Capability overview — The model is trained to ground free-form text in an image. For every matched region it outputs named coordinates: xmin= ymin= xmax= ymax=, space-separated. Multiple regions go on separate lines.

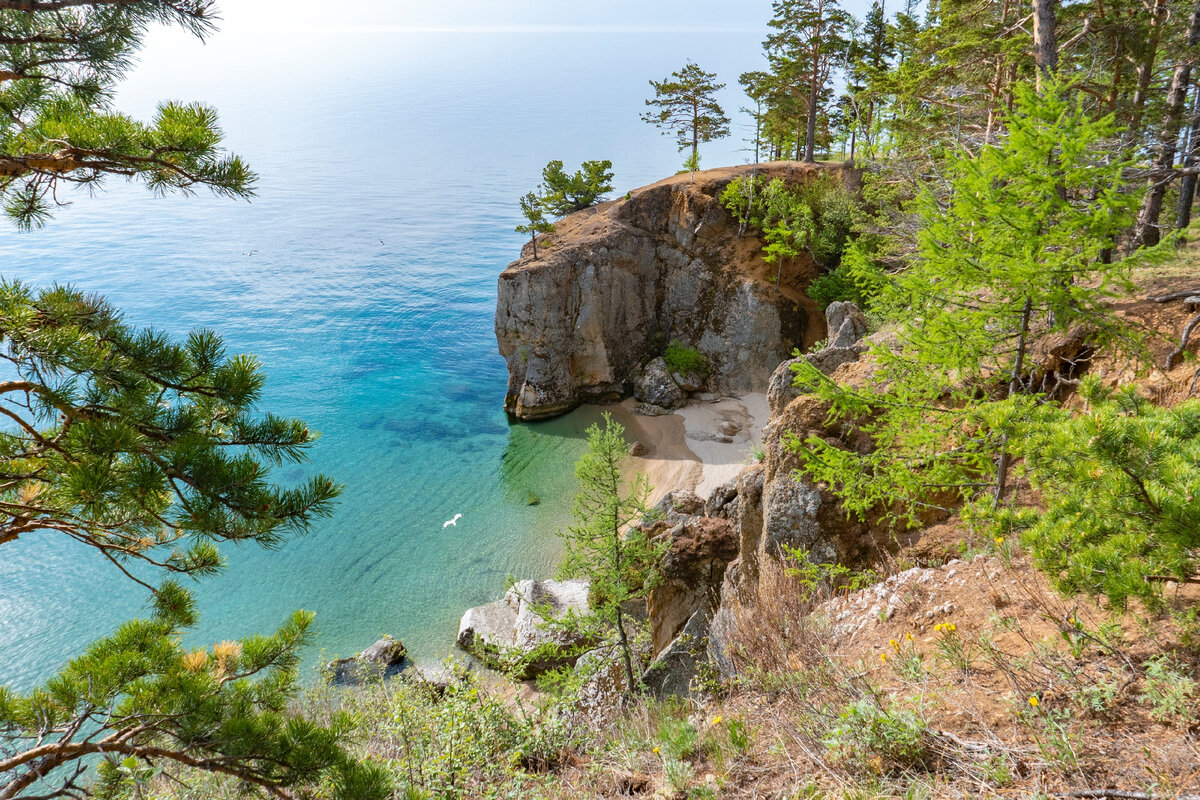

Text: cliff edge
xmin=496 ymin=162 xmax=848 ymax=420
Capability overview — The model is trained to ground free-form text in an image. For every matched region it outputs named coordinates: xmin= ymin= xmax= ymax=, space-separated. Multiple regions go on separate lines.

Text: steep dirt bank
xmin=496 ymin=162 xmax=851 ymax=420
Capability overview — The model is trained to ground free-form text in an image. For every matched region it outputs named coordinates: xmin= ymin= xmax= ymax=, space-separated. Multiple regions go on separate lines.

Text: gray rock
xmin=654 ymin=489 xmax=704 ymax=517
xmin=325 ymin=635 xmax=407 ymax=684
xmin=806 ymin=346 xmax=863 ymax=375
xmin=641 ymin=610 xmax=709 ymax=698
xmin=826 ymin=301 xmax=868 ymax=348
xmin=671 ymin=370 xmax=705 ymax=392
xmin=691 ymin=392 xmax=723 ymax=403
xmin=634 ymin=357 xmax=686 ymax=409
xmin=633 ymin=402 xmax=673 ymax=416
xmin=718 ymin=421 xmax=740 ymax=437
xmin=627 ymin=441 xmax=648 ymax=457
xmin=456 ymin=579 xmax=591 ymax=679
xmin=704 ymin=477 xmax=739 ymax=518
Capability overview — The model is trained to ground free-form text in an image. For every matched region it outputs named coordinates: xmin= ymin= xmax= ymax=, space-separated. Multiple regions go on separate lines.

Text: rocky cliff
xmin=496 ymin=162 xmax=846 ymax=420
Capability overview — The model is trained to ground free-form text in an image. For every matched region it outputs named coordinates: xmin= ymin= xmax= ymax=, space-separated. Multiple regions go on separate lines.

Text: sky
xmin=210 ymin=1 xmax=783 ymax=34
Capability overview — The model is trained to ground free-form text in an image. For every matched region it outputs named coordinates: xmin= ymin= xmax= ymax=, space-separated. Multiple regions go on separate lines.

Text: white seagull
xmin=442 ymin=513 xmax=463 ymax=529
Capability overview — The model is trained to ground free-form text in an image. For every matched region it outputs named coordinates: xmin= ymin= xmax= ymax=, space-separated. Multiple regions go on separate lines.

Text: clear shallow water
xmin=0 ymin=30 xmax=765 ymax=689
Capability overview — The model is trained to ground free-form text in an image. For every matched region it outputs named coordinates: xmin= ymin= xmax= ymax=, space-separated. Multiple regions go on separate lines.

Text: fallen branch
xmin=1166 ymin=312 xmax=1200 ymax=369
xmin=1149 ymin=289 xmax=1200 ymax=303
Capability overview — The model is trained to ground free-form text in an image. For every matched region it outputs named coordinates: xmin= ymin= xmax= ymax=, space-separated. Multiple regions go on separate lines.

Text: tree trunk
xmin=1126 ymin=0 xmax=1168 ymax=146
xmin=1131 ymin=0 xmax=1200 ymax=250
xmin=804 ymin=62 xmax=820 ymax=162
xmin=1176 ymin=84 xmax=1200 ymax=237
xmin=994 ymin=297 xmax=1033 ymax=506
xmin=1032 ymin=0 xmax=1059 ymax=88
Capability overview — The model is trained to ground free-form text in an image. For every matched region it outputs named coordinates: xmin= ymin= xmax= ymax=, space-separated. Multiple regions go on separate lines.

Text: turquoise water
xmin=0 ymin=30 xmax=764 ymax=689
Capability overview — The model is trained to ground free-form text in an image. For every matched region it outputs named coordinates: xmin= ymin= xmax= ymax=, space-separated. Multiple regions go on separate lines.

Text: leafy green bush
xmin=807 ymin=241 xmax=887 ymax=308
xmin=823 ymin=698 xmax=929 ymax=773
xmin=664 ymin=340 xmax=710 ymax=376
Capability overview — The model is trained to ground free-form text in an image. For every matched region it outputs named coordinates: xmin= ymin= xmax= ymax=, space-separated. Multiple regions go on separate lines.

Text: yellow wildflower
xmin=889 ymin=638 xmax=900 ymax=651
xmin=711 ymin=716 xmax=722 ymax=725
xmin=880 ymin=653 xmax=888 ymax=663
xmin=905 ymin=632 xmax=914 ymax=641
xmin=1028 ymin=696 xmax=1039 ymax=708
xmin=994 ymin=536 xmax=1004 ymax=545
xmin=653 ymin=747 xmax=660 ymax=754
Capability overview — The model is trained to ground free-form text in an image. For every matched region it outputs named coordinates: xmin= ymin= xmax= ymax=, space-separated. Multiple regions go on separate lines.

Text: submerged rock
xmin=324 ymin=635 xmax=407 ymax=684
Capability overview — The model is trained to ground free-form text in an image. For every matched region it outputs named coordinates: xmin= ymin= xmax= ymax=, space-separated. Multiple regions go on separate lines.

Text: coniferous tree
xmin=515 ymin=191 xmax=554 ymax=260
xmin=765 ymin=0 xmax=853 ymax=162
xmin=537 ymin=159 xmax=614 ymax=217
xmin=641 ymin=61 xmax=731 ymax=177
xmin=0 ymin=1 xmax=254 ymax=228
xmin=790 ymin=79 xmax=1138 ymax=522
xmin=556 ymin=414 xmax=666 ymax=697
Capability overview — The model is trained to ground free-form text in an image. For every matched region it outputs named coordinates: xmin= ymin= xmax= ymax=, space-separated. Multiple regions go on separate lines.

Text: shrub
xmin=823 ymin=698 xmax=930 ymax=773
xmin=664 ymin=340 xmax=710 ymax=376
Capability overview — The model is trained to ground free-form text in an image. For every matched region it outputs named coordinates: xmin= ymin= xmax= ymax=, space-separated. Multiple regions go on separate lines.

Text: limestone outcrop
xmin=456 ymin=579 xmax=590 ymax=679
xmin=324 ymin=635 xmax=407 ymax=684
xmin=496 ymin=163 xmax=848 ymax=420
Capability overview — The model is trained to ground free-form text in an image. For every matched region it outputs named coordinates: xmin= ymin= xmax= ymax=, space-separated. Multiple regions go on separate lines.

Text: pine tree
xmin=641 ymin=61 xmax=731 ymax=176
xmin=765 ymin=0 xmax=854 ymax=162
xmin=0 ymin=1 xmax=255 ymax=228
xmin=515 ymin=191 xmax=554 ymax=260
xmin=556 ymin=414 xmax=666 ymax=696
xmin=537 ymin=159 xmax=614 ymax=217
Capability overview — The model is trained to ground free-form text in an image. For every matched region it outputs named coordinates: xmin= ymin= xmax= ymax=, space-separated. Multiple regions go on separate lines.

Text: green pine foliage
xmin=788 ymin=79 xmax=1139 ymax=526
xmin=0 ymin=589 xmax=391 ymax=800
xmin=641 ymin=61 xmax=731 ymax=165
xmin=0 ymin=280 xmax=340 ymax=588
xmin=515 ymin=191 xmax=554 ymax=260
xmin=0 ymin=2 xmax=255 ymax=228
xmin=555 ymin=414 xmax=667 ymax=696
xmin=997 ymin=380 xmax=1200 ymax=609
xmin=537 ymin=159 xmax=614 ymax=217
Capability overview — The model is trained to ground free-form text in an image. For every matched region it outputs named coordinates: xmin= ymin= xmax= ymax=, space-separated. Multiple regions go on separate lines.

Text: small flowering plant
xmin=932 ymin=621 xmax=976 ymax=673
xmin=883 ymin=633 xmax=925 ymax=682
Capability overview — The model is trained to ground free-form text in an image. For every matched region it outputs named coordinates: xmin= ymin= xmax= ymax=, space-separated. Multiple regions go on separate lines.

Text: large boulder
xmin=324 ymin=635 xmax=407 ymax=684
xmin=634 ymin=357 xmax=686 ymax=409
xmin=647 ymin=515 xmax=737 ymax=654
xmin=826 ymin=301 xmax=868 ymax=347
xmin=456 ymin=579 xmax=590 ymax=679
xmin=642 ymin=610 xmax=709 ymax=698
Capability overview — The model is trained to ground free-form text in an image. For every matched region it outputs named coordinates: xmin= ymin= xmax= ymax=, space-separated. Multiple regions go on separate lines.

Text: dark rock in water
xmin=526 ymin=491 xmax=540 ymax=506
xmin=634 ymin=357 xmax=686 ymax=410
xmin=826 ymin=300 xmax=869 ymax=348
xmin=642 ymin=610 xmax=709 ymax=698
xmin=325 ymin=634 xmax=407 ymax=684
xmin=627 ymin=440 xmax=648 ymax=457
xmin=456 ymin=579 xmax=591 ymax=679
xmin=633 ymin=402 xmax=672 ymax=417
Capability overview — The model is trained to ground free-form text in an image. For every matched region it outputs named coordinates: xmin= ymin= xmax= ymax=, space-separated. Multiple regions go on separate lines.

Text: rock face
xmin=826 ymin=300 xmax=869 ymax=348
xmin=325 ymin=635 xmax=407 ymax=684
xmin=642 ymin=610 xmax=709 ymax=698
xmin=456 ymin=579 xmax=590 ymax=679
xmin=496 ymin=163 xmax=850 ymax=420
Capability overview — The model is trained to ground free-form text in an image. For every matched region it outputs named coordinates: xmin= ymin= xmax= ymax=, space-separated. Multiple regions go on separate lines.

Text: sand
xmin=606 ymin=393 xmax=770 ymax=505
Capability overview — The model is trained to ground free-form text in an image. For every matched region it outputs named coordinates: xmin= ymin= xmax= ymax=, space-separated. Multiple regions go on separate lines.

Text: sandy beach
xmin=606 ymin=393 xmax=770 ymax=505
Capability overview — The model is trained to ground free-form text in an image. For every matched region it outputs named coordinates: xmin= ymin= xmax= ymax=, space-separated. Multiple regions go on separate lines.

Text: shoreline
xmin=603 ymin=393 xmax=769 ymax=505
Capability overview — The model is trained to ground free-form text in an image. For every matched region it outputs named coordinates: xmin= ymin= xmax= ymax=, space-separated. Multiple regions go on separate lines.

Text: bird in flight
xmin=443 ymin=513 xmax=463 ymax=528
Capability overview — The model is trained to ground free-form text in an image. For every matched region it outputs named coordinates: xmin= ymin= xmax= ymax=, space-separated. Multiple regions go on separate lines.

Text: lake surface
xmin=0 ymin=30 xmax=765 ymax=688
